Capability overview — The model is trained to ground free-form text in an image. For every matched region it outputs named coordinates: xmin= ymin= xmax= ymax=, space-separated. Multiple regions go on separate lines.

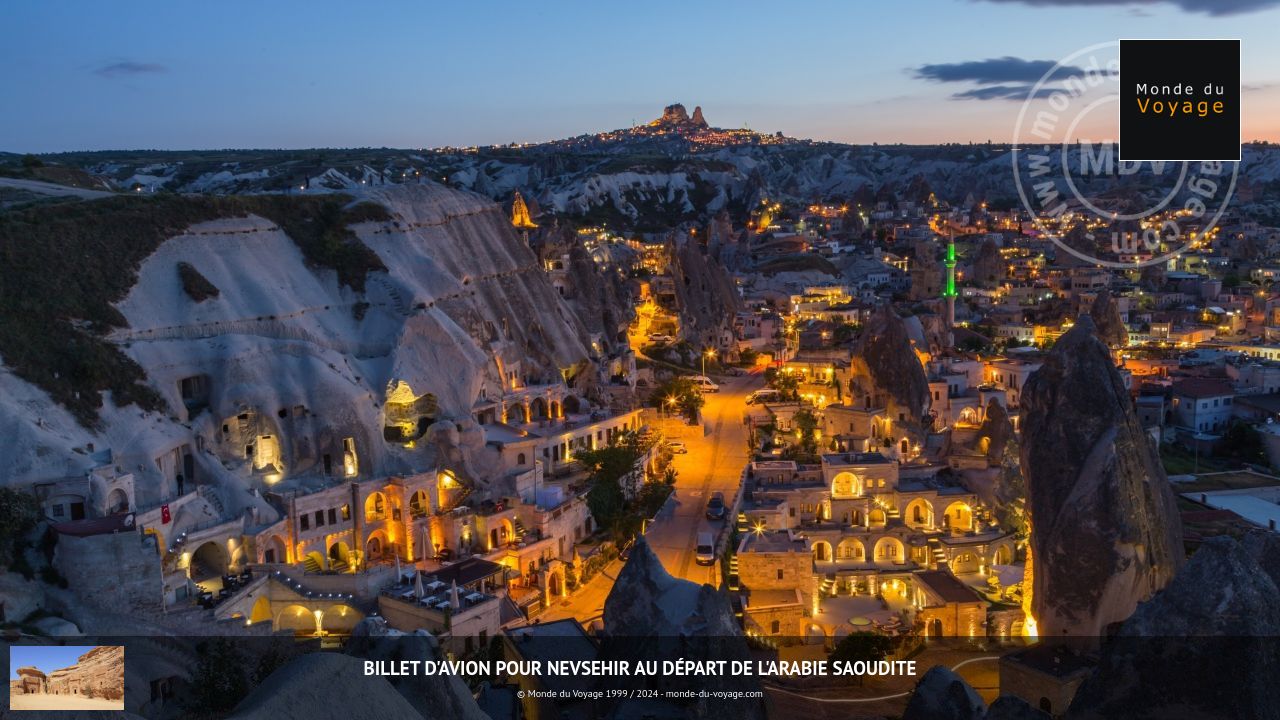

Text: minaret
xmin=943 ymin=231 xmax=957 ymax=350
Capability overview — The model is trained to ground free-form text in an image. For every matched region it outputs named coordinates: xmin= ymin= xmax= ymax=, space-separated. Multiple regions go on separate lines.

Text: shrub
xmin=177 ymin=262 xmax=220 ymax=302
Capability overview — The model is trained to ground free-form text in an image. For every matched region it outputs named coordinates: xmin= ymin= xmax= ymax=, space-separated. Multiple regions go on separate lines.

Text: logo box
xmin=1119 ymin=39 xmax=1240 ymax=162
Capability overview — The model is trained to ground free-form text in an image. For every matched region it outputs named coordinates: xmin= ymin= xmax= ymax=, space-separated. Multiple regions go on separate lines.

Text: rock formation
xmin=852 ymin=305 xmax=931 ymax=431
xmin=229 ymin=653 xmax=426 ymax=720
xmin=668 ymin=233 xmax=743 ymax=358
xmin=346 ymin=618 xmax=490 ymax=720
xmin=1087 ymin=290 xmax=1128 ymax=349
xmin=903 ymin=666 xmax=985 ymax=720
xmin=1068 ymin=535 xmax=1280 ymax=719
xmin=600 ymin=537 xmax=765 ymax=720
xmin=971 ymin=238 xmax=1003 ymax=289
xmin=690 ymin=105 xmax=708 ymax=128
xmin=1019 ymin=315 xmax=1182 ymax=637
xmin=903 ymin=666 xmax=1046 ymax=720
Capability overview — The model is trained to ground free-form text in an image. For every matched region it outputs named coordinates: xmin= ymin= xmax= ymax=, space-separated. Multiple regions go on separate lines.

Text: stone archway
xmin=943 ymin=502 xmax=973 ymax=532
xmin=409 ymin=490 xmax=429 ymax=518
xmin=264 ymin=534 xmax=288 ymax=564
xmin=190 ymin=541 xmax=228 ymax=583
xmin=873 ymin=537 xmax=904 ymax=563
xmin=993 ymin=543 xmax=1013 ymax=566
xmin=106 ymin=488 xmax=130 ymax=513
xmin=328 ymin=541 xmax=352 ymax=570
xmin=804 ymin=623 xmax=828 ymax=645
xmin=531 ymin=397 xmax=549 ymax=420
xmin=813 ymin=541 xmax=832 ymax=562
xmin=831 ymin=471 xmax=859 ymax=498
xmin=365 ymin=530 xmax=388 ymax=562
xmin=249 ymin=596 xmax=272 ymax=625
xmin=276 ymin=604 xmax=315 ymax=634
xmin=904 ymin=498 xmax=934 ymax=529
xmin=322 ymin=604 xmax=362 ymax=633
xmin=365 ymin=492 xmax=387 ymax=522
xmin=836 ymin=538 xmax=865 ymax=561
xmin=868 ymin=508 xmax=887 ymax=528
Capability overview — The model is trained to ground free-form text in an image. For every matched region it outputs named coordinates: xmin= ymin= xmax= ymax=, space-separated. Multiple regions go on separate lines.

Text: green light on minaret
xmin=943 ymin=237 xmax=957 ymax=298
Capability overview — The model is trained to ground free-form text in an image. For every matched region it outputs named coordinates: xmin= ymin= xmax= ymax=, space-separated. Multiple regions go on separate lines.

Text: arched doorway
xmin=365 ymin=531 xmax=386 ymax=562
xmin=264 ymin=535 xmax=287 ymax=564
xmin=328 ymin=541 xmax=351 ymax=570
xmin=993 ymin=544 xmax=1013 ymax=566
xmin=813 ymin=541 xmax=832 ymax=562
xmin=322 ymin=604 xmax=362 ymax=633
xmin=836 ymin=538 xmax=865 ymax=561
xmin=365 ymin=492 xmax=387 ymax=522
xmin=873 ymin=537 xmax=904 ymax=563
xmin=564 ymin=395 xmax=583 ymax=414
xmin=190 ymin=541 xmax=228 ymax=584
xmin=804 ymin=623 xmax=827 ymax=645
xmin=944 ymin=502 xmax=973 ymax=532
xmin=929 ymin=618 xmax=944 ymax=637
xmin=106 ymin=488 xmax=130 ymax=513
xmin=409 ymin=490 xmax=429 ymax=518
xmin=904 ymin=498 xmax=933 ymax=529
xmin=303 ymin=550 xmax=326 ymax=573
xmin=531 ymin=397 xmax=548 ymax=420
xmin=249 ymin=596 xmax=272 ymax=625
xmin=868 ymin=508 xmax=887 ymax=528
xmin=831 ymin=471 xmax=858 ymax=497
xmin=276 ymin=604 xmax=315 ymax=634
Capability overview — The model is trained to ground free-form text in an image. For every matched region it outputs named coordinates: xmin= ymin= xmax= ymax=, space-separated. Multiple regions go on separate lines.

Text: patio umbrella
xmin=450 ymin=580 xmax=460 ymax=610
xmin=414 ymin=571 xmax=424 ymax=600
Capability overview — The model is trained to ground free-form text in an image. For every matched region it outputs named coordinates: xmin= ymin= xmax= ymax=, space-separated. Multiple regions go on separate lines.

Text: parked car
xmin=705 ymin=492 xmax=726 ymax=521
xmin=746 ymin=389 xmax=780 ymax=405
xmin=665 ymin=440 xmax=688 ymax=454
xmin=692 ymin=375 xmax=719 ymax=393
xmin=695 ymin=532 xmax=716 ymax=565
xmin=648 ymin=333 xmax=675 ymax=344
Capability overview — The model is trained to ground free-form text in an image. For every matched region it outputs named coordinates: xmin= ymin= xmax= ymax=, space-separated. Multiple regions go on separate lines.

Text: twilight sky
xmin=4 ymin=0 xmax=1279 ymax=151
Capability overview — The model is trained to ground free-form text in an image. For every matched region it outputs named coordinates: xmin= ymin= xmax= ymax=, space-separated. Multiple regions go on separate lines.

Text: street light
xmin=702 ymin=348 xmax=716 ymax=377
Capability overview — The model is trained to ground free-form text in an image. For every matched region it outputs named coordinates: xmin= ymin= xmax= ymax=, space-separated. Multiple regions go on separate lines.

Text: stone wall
xmin=737 ymin=549 xmax=813 ymax=591
xmin=56 ymin=531 xmax=162 ymax=613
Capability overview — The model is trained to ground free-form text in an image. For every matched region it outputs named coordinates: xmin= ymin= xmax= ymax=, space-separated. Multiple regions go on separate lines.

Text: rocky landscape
xmin=1019 ymin=316 xmax=1184 ymax=637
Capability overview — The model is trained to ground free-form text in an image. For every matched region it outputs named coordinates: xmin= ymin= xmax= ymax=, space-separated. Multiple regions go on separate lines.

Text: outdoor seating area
xmin=196 ymin=569 xmax=253 ymax=608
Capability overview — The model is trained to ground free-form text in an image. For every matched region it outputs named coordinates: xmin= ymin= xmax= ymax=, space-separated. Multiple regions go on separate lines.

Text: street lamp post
xmin=702 ymin=348 xmax=716 ymax=377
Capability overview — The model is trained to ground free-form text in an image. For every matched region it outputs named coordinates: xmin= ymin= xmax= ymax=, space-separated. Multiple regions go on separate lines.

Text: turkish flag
xmin=161 ymin=505 xmax=171 ymax=524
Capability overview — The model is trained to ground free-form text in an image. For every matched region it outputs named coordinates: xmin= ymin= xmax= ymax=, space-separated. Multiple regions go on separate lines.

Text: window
xmin=51 ymin=504 xmax=65 ymax=518
xmin=300 ymin=515 xmax=310 ymax=531
xmin=328 ymin=508 xmax=337 ymax=525
xmin=341 ymin=504 xmax=350 ymax=521
xmin=771 ymin=620 xmax=781 ymax=634
xmin=517 ymin=453 xmax=526 ymax=466
xmin=777 ymin=569 xmax=784 ymax=580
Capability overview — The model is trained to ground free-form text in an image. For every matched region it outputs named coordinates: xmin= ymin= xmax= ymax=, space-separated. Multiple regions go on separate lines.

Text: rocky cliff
xmin=1067 ymin=534 xmax=1280 ymax=720
xmin=599 ymin=537 xmax=765 ymax=720
xmin=852 ymin=305 xmax=931 ymax=431
xmin=1087 ymin=290 xmax=1129 ymax=349
xmin=0 ymin=183 xmax=618 ymax=512
xmin=1019 ymin=316 xmax=1183 ymax=637
xmin=669 ymin=233 xmax=743 ymax=357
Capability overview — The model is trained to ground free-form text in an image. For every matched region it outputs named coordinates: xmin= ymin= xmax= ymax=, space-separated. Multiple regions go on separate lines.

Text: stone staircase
xmin=927 ymin=537 xmax=947 ymax=568
xmin=303 ymin=554 xmax=324 ymax=573
xmin=819 ymin=574 xmax=837 ymax=597
xmin=512 ymin=517 xmax=527 ymax=544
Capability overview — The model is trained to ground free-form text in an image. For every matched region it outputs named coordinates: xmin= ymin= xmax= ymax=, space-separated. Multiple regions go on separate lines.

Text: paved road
xmin=645 ymin=372 xmax=761 ymax=585
xmin=541 ymin=371 xmax=762 ymax=623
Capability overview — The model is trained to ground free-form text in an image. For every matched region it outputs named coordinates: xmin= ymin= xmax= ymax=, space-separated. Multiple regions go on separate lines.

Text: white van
xmin=692 ymin=376 xmax=719 ymax=393
xmin=695 ymin=532 xmax=716 ymax=565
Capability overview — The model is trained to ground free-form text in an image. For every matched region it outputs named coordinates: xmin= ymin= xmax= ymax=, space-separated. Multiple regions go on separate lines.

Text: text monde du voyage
xmin=365 ymin=659 xmax=918 ymax=678
xmin=1134 ymin=82 xmax=1229 ymax=118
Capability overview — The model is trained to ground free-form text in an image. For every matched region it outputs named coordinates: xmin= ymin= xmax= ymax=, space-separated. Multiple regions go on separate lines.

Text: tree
xmin=764 ymin=368 xmax=800 ymax=400
xmin=0 ymin=488 xmax=40 ymax=570
xmin=190 ymin=639 xmax=248 ymax=713
xmin=650 ymin=376 xmax=704 ymax=423
xmin=1221 ymin=420 xmax=1268 ymax=466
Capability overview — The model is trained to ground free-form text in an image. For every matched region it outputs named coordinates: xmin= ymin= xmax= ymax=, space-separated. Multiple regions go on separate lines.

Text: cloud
xmin=94 ymin=60 xmax=167 ymax=78
xmin=915 ymin=57 xmax=1064 ymax=84
xmin=950 ymin=84 xmax=1060 ymax=100
xmin=913 ymin=56 xmax=1116 ymax=100
xmin=973 ymin=0 xmax=1280 ymax=16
